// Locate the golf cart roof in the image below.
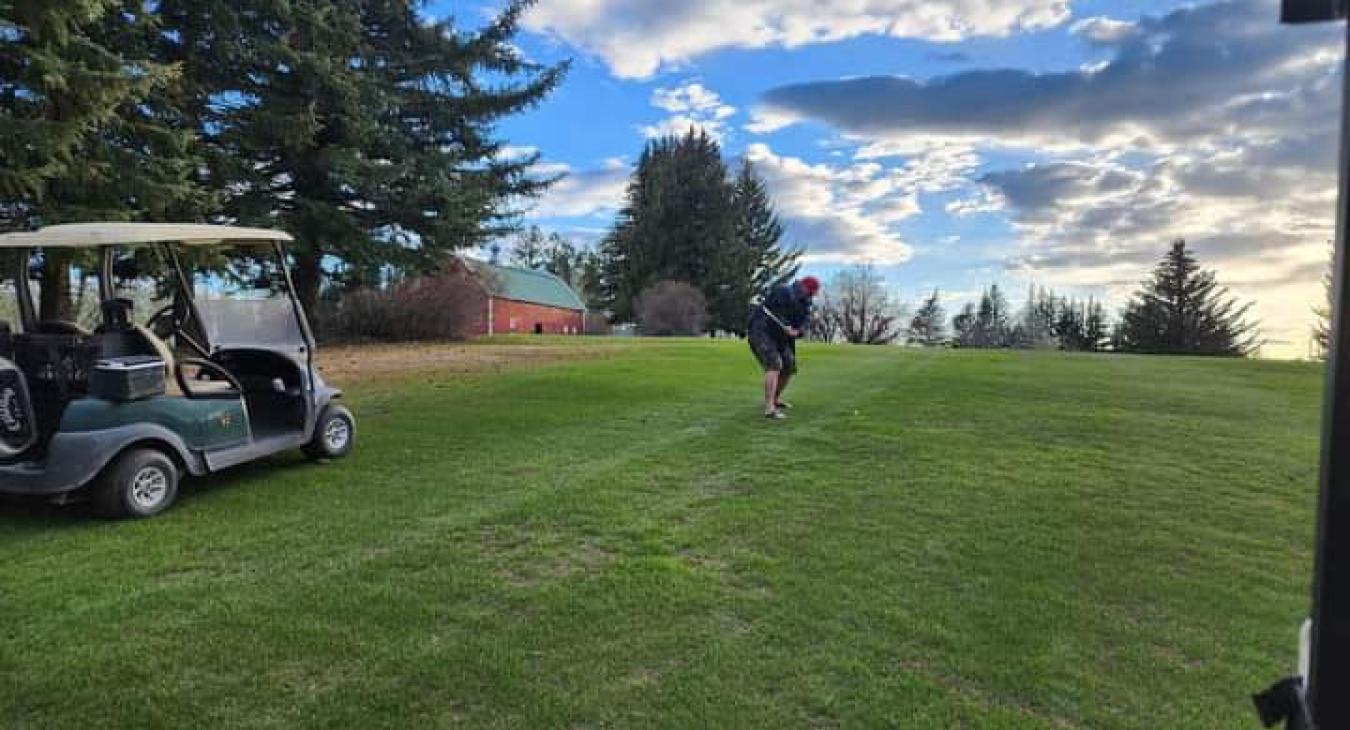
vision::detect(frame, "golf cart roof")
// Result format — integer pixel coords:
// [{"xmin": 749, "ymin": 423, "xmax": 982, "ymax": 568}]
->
[{"xmin": 0, "ymin": 223, "xmax": 293, "ymax": 249}]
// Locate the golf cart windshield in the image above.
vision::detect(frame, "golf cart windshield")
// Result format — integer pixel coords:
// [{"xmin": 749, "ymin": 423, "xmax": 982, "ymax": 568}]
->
[
  {"xmin": 107, "ymin": 246, "xmax": 174, "ymax": 327},
  {"xmin": 189, "ymin": 245, "xmax": 308, "ymax": 353}
]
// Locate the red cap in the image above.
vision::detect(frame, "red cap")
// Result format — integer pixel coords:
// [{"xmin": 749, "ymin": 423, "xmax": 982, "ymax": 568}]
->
[{"xmin": 800, "ymin": 276, "xmax": 821, "ymax": 295}]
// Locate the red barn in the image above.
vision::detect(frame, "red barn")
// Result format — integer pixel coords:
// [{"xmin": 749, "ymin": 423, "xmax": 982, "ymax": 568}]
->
[{"xmin": 457, "ymin": 258, "xmax": 586, "ymax": 336}]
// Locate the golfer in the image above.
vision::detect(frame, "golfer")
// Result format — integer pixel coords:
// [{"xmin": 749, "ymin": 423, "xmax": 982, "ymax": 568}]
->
[{"xmin": 748, "ymin": 276, "xmax": 820, "ymax": 419}]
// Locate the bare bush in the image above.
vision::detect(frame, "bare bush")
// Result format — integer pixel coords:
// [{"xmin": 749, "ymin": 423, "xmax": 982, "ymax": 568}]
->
[
  {"xmin": 826, "ymin": 264, "xmax": 905, "ymax": 344},
  {"xmin": 635, "ymin": 280, "xmax": 707, "ymax": 336},
  {"xmin": 315, "ymin": 271, "xmax": 484, "ymax": 343},
  {"xmin": 584, "ymin": 310, "xmax": 611, "ymax": 335}
]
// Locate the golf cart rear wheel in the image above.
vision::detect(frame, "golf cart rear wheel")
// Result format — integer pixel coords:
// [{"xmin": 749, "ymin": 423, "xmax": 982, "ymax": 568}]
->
[
  {"xmin": 304, "ymin": 404, "xmax": 354, "ymax": 459},
  {"xmin": 94, "ymin": 448, "xmax": 180, "ymax": 519}
]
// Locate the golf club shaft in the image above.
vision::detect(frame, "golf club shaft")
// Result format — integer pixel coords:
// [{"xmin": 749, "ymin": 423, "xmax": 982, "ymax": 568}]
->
[{"xmin": 760, "ymin": 305, "xmax": 796, "ymax": 337}]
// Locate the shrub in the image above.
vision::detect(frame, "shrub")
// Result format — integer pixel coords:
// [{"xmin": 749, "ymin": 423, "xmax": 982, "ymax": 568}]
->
[
  {"xmin": 635, "ymin": 280, "xmax": 707, "ymax": 336},
  {"xmin": 314, "ymin": 271, "xmax": 484, "ymax": 343},
  {"xmin": 584, "ymin": 310, "xmax": 611, "ymax": 335}
]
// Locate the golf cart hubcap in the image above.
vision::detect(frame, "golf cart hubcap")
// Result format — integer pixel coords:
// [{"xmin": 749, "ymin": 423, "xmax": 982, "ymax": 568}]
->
[
  {"xmin": 323, "ymin": 418, "xmax": 350, "ymax": 451},
  {"xmin": 130, "ymin": 466, "xmax": 169, "ymax": 509}
]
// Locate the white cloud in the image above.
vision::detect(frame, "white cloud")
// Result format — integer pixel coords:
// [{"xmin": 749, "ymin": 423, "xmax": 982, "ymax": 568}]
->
[
  {"xmin": 525, "ymin": 0, "xmax": 1072, "ymax": 79},
  {"xmin": 1070, "ymin": 16, "xmax": 1138, "ymax": 45},
  {"xmin": 946, "ymin": 188, "xmax": 1006, "ymax": 216},
  {"xmin": 983, "ymin": 149, "xmax": 1335, "ymax": 358},
  {"xmin": 752, "ymin": 1, "xmax": 1342, "ymax": 151},
  {"xmin": 494, "ymin": 145, "xmax": 540, "ymax": 161},
  {"xmin": 745, "ymin": 107, "xmax": 801, "ymax": 135},
  {"xmin": 525, "ymin": 158, "xmax": 631, "ymax": 219},
  {"xmin": 747, "ymin": 0, "xmax": 1342, "ymax": 357},
  {"xmin": 744, "ymin": 142, "xmax": 924, "ymax": 264},
  {"xmin": 639, "ymin": 81, "xmax": 737, "ymax": 142},
  {"xmin": 650, "ymin": 83, "xmax": 732, "ymax": 116}
]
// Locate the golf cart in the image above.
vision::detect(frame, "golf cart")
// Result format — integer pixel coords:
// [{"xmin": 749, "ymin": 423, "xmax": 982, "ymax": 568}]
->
[{"xmin": 0, "ymin": 223, "xmax": 354, "ymax": 518}]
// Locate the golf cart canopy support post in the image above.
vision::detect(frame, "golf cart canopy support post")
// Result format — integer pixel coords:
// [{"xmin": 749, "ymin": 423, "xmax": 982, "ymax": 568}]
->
[
  {"xmin": 1311, "ymin": 20, "xmax": 1350, "ymax": 729},
  {"xmin": 1280, "ymin": 2, "xmax": 1350, "ymax": 728}
]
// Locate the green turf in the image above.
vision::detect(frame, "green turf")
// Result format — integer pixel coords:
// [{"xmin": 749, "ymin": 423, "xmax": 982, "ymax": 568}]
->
[{"xmin": 0, "ymin": 341, "xmax": 1324, "ymax": 729}]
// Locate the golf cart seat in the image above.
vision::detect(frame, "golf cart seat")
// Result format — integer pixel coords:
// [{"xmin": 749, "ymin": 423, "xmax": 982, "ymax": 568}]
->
[
  {"xmin": 128, "ymin": 324, "xmax": 246, "ymax": 399},
  {"xmin": 130, "ymin": 325, "xmax": 175, "ymax": 376}
]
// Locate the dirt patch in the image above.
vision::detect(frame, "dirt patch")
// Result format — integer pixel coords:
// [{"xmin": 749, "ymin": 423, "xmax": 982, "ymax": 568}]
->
[{"xmin": 315, "ymin": 341, "xmax": 612, "ymax": 383}]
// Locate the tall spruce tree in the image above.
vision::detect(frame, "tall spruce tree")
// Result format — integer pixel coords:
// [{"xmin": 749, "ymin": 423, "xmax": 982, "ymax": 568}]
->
[
  {"xmin": 600, "ymin": 130, "xmax": 736, "ymax": 323},
  {"xmin": 1116, "ymin": 239, "xmax": 1260, "ymax": 356},
  {"xmin": 159, "ymin": 0, "xmax": 565, "ymax": 310},
  {"xmin": 600, "ymin": 136, "xmax": 798, "ymax": 329},
  {"xmin": 907, "ymin": 289, "xmax": 946, "ymax": 346},
  {"xmin": 719, "ymin": 159, "xmax": 799, "ymax": 332},
  {"xmin": 1, "ymin": 0, "xmax": 202, "ymax": 318}
]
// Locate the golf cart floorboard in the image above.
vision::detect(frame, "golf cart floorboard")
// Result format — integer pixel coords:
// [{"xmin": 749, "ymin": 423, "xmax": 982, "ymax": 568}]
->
[{"xmin": 204, "ymin": 428, "xmax": 307, "ymax": 472}]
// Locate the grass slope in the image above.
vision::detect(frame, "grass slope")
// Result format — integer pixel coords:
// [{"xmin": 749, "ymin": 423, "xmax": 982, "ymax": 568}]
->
[{"xmin": 0, "ymin": 340, "xmax": 1323, "ymax": 729}]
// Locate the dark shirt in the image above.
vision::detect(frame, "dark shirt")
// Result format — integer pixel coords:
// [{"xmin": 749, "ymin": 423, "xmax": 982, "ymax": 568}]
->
[{"xmin": 750, "ymin": 283, "xmax": 812, "ymax": 342}]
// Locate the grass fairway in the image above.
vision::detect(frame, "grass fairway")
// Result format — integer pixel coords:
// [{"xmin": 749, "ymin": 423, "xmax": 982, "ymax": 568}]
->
[{"xmin": 0, "ymin": 340, "xmax": 1323, "ymax": 729}]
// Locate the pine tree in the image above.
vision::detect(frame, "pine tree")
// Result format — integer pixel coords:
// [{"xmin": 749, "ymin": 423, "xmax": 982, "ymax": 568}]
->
[
  {"xmin": 1, "ymin": 0, "xmax": 202, "ymax": 318},
  {"xmin": 971, "ymin": 285, "xmax": 1010, "ymax": 347},
  {"xmin": 538, "ymin": 231, "xmax": 600, "ymax": 305},
  {"xmin": 1116, "ymin": 239, "xmax": 1260, "ymax": 356},
  {"xmin": 716, "ymin": 160, "xmax": 800, "ymax": 333},
  {"xmin": 510, "ymin": 226, "xmax": 550, "ymax": 269},
  {"xmin": 952, "ymin": 285, "xmax": 1012, "ymax": 348},
  {"xmin": 1315, "ymin": 245, "xmax": 1333, "ymax": 359},
  {"xmin": 1057, "ymin": 297, "xmax": 1109, "ymax": 352},
  {"xmin": 600, "ymin": 130, "xmax": 736, "ymax": 323},
  {"xmin": 1010, "ymin": 285, "xmax": 1058, "ymax": 349},
  {"xmin": 159, "ymin": 0, "xmax": 566, "ymax": 310},
  {"xmin": 907, "ymin": 289, "xmax": 946, "ymax": 346},
  {"xmin": 1054, "ymin": 298, "xmax": 1085, "ymax": 350},
  {"xmin": 1084, "ymin": 299, "xmax": 1109, "ymax": 351}
]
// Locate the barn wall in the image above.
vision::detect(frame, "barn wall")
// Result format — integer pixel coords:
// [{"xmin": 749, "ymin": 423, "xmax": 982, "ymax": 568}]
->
[{"xmin": 480, "ymin": 298, "xmax": 584, "ymax": 335}]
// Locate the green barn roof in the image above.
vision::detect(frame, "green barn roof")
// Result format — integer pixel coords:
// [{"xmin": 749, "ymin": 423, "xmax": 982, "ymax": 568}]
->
[{"xmin": 464, "ymin": 259, "xmax": 586, "ymax": 311}]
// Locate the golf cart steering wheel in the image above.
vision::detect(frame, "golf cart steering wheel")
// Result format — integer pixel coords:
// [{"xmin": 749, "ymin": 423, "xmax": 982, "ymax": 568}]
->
[
  {"xmin": 147, "ymin": 304, "xmax": 211, "ymax": 359},
  {"xmin": 174, "ymin": 358, "xmax": 243, "ymax": 400},
  {"xmin": 146, "ymin": 304, "xmax": 182, "ymax": 340}
]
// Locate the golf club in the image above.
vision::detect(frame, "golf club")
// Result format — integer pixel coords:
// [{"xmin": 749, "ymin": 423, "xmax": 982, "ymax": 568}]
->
[{"xmin": 759, "ymin": 304, "xmax": 797, "ymax": 337}]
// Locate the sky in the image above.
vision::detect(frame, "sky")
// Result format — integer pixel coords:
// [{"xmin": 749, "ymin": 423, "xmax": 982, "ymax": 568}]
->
[{"xmin": 439, "ymin": 0, "xmax": 1344, "ymax": 358}]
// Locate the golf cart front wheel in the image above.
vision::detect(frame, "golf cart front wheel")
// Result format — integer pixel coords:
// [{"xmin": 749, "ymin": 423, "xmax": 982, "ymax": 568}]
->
[
  {"xmin": 305, "ymin": 404, "xmax": 355, "ymax": 460},
  {"xmin": 94, "ymin": 448, "xmax": 180, "ymax": 519}
]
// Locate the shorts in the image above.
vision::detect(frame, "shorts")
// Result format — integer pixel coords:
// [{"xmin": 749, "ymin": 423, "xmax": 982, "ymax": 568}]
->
[{"xmin": 749, "ymin": 326, "xmax": 797, "ymax": 373}]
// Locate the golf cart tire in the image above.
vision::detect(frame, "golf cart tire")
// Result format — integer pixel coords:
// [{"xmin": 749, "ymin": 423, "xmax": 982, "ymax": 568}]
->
[
  {"xmin": 304, "ymin": 404, "xmax": 355, "ymax": 460},
  {"xmin": 93, "ymin": 448, "xmax": 180, "ymax": 519}
]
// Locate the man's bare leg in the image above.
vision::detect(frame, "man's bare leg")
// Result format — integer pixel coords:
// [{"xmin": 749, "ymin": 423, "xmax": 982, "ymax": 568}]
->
[
  {"xmin": 764, "ymin": 369, "xmax": 781, "ymax": 415},
  {"xmin": 775, "ymin": 369, "xmax": 792, "ymax": 408}
]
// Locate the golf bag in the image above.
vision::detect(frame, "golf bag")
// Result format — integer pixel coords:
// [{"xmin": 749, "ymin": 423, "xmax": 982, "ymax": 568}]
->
[{"xmin": 0, "ymin": 356, "xmax": 36, "ymax": 459}]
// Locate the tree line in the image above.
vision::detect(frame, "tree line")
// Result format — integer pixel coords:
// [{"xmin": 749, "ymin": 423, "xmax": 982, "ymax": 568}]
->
[
  {"xmin": 570, "ymin": 130, "xmax": 1265, "ymax": 356},
  {"xmin": 809, "ymin": 239, "xmax": 1262, "ymax": 357},
  {"xmin": 1, "ymin": 0, "xmax": 564, "ymax": 317}
]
